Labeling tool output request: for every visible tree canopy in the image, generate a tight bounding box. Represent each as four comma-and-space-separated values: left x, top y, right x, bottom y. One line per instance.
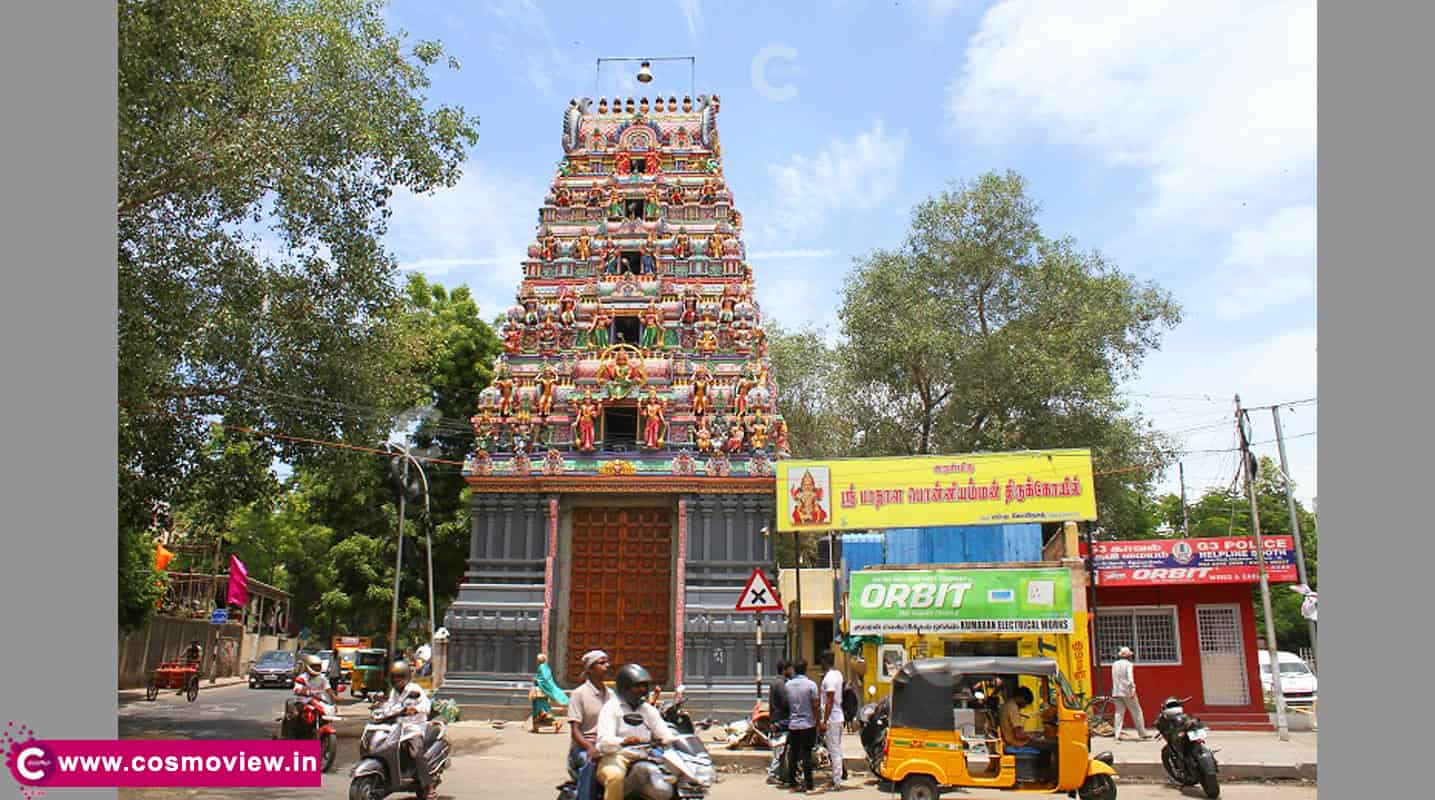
118, 0, 480, 632
772, 170, 1183, 530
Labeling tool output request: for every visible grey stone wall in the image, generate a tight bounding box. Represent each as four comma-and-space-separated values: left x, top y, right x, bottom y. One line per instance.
444, 492, 552, 680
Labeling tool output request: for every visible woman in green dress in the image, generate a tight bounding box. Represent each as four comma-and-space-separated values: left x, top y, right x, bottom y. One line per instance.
530, 653, 569, 732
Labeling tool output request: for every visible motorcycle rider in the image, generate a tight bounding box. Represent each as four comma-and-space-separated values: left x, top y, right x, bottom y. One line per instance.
595, 663, 676, 800
383, 659, 436, 800
567, 650, 613, 800
287, 654, 335, 736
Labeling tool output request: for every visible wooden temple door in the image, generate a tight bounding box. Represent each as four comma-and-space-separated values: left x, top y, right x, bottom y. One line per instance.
566, 507, 673, 685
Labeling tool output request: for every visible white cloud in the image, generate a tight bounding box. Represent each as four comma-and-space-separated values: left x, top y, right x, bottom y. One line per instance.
1225, 205, 1317, 267
1201, 204, 1317, 319
761, 119, 907, 243
675, 0, 702, 45
482, 0, 564, 93
386, 161, 543, 314
920, 0, 966, 23
950, 0, 1316, 226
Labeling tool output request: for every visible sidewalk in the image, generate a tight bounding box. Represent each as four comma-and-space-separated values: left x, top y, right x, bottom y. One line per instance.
706, 729, 1317, 782
118, 675, 250, 701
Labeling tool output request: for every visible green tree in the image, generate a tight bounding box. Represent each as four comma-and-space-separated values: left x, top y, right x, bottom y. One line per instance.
766, 322, 851, 459
118, 0, 479, 631
837, 171, 1182, 527
1162, 456, 1318, 648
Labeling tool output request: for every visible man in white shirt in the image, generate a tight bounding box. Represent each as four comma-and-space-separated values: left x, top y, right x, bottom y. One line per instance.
595, 663, 675, 800
818, 650, 845, 790
384, 660, 437, 798
1110, 647, 1150, 741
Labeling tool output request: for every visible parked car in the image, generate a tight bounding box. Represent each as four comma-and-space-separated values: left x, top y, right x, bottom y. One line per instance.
249, 650, 299, 689
1258, 650, 1317, 705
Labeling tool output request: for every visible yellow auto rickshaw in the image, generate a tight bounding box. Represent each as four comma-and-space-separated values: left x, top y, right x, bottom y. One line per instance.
877, 657, 1117, 800
348, 648, 389, 699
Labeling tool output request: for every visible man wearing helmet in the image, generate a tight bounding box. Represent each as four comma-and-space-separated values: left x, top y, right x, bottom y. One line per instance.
280, 654, 334, 738
385, 660, 436, 799
595, 663, 676, 800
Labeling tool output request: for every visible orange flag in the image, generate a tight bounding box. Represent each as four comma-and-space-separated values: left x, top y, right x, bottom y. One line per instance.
155, 542, 174, 571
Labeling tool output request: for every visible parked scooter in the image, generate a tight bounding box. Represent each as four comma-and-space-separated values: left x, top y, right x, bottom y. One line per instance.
857, 692, 890, 774
276, 693, 341, 773
1155, 696, 1221, 799
555, 714, 715, 800
349, 697, 451, 800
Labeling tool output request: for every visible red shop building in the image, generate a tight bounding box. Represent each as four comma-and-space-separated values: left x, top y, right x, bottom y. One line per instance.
1084, 535, 1299, 731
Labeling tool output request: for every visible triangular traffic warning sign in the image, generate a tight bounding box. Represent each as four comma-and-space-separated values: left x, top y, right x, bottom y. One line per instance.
735, 567, 783, 612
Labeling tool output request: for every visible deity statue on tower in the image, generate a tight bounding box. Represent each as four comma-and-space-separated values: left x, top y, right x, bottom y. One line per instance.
607, 185, 624, 220
673, 227, 691, 259
595, 346, 647, 399
502, 323, 523, 356
558, 288, 578, 330
640, 389, 667, 449
586, 300, 613, 350
575, 230, 592, 261
535, 360, 559, 417
537, 310, 560, 356
689, 360, 712, 417
644, 185, 661, 221
694, 415, 715, 454
640, 233, 658, 275
639, 300, 664, 352
493, 356, 516, 417
570, 390, 602, 452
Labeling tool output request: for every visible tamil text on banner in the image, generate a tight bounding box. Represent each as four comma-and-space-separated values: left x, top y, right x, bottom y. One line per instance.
848, 568, 1073, 635
775, 450, 1097, 533
1092, 535, 1298, 586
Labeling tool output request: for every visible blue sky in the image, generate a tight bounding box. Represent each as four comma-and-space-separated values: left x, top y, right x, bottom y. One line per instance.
375, 0, 1317, 507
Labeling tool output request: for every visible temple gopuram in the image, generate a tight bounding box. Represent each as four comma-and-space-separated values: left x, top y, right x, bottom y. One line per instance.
440, 93, 788, 717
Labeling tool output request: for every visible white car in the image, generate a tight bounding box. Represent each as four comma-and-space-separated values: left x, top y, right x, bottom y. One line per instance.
1258, 650, 1317, 706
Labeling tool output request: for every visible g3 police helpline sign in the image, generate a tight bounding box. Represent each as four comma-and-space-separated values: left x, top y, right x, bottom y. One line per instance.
1092, 535, 1298, 586
848, 568, 1073, 635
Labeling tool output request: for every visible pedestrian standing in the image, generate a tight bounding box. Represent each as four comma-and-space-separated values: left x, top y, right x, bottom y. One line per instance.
1111, 646, 1151, 741
783, 659, 821, 794
818, 650, 845, 790
766, 660, 794, 786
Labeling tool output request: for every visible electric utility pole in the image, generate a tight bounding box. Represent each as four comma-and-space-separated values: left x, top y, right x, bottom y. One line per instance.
1236, 395, 1289, 740
1179, 461, 1191, 536
1272, 406, 1317, 666
388, 456, 407, 664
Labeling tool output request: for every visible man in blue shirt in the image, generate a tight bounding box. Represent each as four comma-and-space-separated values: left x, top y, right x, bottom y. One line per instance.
782, 659, 822, 793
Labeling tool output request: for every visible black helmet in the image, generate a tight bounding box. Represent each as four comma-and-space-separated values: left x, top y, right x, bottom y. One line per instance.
615, 663, 653, 708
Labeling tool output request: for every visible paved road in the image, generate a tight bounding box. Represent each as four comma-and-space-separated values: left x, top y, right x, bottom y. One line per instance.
118, 689, 1317, 799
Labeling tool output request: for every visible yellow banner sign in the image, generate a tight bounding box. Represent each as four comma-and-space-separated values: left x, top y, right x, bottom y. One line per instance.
775, 450, 1097, 532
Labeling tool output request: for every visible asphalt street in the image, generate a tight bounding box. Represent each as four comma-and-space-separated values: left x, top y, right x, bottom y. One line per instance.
118, 685, 1318, 799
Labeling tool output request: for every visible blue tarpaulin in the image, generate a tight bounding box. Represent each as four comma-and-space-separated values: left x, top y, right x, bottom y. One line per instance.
839, 524, 1043, 578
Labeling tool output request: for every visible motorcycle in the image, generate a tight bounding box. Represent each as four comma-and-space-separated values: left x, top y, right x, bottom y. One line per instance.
276, 692, 340, 773
660, 692, 695, 736
1155, 695, 1221, 799
349, 697, 452, 800
857, 694, 890, 774
556, 713, 716, 800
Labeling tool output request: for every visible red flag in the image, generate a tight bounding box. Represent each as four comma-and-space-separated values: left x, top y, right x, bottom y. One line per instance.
226, 555, 249, 607
155, 542, 175, 572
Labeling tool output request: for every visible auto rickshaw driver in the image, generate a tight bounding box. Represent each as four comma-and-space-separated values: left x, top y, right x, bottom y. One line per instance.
1000, 686, 1057, 782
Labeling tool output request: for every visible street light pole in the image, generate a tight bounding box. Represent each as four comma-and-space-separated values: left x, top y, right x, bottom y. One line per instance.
384, 442, 433, 662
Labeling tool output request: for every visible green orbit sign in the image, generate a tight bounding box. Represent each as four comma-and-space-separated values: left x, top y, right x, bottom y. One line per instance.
848, 568, 1073, 635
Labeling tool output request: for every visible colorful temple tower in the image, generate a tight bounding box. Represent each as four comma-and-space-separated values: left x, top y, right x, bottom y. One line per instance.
442, 94, 789, 716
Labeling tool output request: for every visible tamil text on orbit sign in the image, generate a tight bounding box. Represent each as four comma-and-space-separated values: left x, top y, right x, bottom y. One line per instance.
775, 449, 1097, 532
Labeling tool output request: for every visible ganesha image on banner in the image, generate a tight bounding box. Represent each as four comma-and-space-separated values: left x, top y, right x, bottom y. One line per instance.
789, 467, 831, 527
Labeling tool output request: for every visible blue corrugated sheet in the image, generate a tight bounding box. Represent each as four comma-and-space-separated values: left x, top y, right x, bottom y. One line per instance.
840, 524, 1043, 578
840, 533, 886, 574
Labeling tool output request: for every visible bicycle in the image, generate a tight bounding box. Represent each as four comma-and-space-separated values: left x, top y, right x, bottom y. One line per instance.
1083, 695, 1117, 738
